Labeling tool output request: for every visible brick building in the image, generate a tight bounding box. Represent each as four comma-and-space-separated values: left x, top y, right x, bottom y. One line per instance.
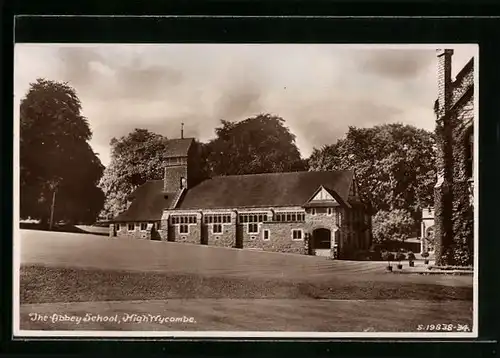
109, 137, 372, 258
427, 49, 474, 264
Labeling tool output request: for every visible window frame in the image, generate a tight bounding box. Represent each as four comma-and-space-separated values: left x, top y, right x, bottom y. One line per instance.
127, 223, 135, 231
171, 215, 197, 225
140, 222, 148, 231
179, 224, 189, 234
248, 223, 259, 234
263, 229, 270, 241
212, 223, 223, 234
238, 212, 267, 224
291, 229, 303, 240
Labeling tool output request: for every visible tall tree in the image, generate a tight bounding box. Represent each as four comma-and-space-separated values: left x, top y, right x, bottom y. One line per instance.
205, 114, 307, 176
309, 123, 436, 221
99, 129, 170, 218
20, 78, 104, 225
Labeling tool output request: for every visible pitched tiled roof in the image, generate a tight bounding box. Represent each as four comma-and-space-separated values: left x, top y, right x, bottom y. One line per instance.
113, 180, 175, 222
165, 138, 194, 158
178, 170, 354, 210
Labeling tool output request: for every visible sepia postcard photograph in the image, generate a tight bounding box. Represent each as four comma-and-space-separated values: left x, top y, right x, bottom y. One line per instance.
13, 42, 478, 338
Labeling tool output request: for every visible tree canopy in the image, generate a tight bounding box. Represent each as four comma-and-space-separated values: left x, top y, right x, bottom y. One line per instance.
99, 129, 171, 218
308, 123, 436, 218
204, 114, 308, 176
372, 209, 416, 244
20, 78, 105, 224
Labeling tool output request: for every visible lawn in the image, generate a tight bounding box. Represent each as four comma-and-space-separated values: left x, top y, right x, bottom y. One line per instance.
17, 229, 474, 333
21, 299, 473, 332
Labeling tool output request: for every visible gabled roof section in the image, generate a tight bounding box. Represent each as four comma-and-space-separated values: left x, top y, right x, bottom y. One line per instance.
177, 170, 354, 210
303, 185, 348, 208
165, 138, 194, 158
112, 180, 176, 222
454, 57, 473, 84
310, 186, 335, 201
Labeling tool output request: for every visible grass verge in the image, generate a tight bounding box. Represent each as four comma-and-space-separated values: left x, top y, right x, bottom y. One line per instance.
21, 265, 473, 304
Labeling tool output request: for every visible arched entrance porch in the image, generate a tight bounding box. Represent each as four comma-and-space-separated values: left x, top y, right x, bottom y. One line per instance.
310, 228, 331, 257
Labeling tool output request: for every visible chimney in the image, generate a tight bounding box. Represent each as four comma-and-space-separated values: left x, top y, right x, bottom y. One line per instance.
434, 49, 455, 266
436, 49, 454, 118
181, 122, 184, 139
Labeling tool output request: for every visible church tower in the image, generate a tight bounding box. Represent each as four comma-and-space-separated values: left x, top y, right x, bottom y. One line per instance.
163, 123, 204, 196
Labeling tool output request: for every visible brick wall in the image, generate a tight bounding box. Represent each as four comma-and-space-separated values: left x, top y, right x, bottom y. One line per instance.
436, 49, 454, 116
434, 49, 456, 265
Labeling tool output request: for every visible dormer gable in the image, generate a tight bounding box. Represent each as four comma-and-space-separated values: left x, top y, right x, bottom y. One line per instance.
311, 186, 336, 202
303, 185, 350, 208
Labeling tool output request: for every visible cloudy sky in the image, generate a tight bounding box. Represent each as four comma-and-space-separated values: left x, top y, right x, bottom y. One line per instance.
14, 44, 477, 167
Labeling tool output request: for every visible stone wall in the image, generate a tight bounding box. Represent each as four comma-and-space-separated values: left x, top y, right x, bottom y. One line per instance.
205, 211, 237, 247
237, 208, 275, 249
261, 222, 307, 254
164, 211, 202, 244
114, 223, 150, 239
113, 205, 371, 258
164, 165, 188, 193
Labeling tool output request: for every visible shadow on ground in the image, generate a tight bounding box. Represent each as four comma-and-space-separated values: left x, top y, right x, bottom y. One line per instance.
20, 223, 108, 236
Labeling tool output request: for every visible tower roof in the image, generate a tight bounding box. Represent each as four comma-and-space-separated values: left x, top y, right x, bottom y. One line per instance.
164, 138, 194, 158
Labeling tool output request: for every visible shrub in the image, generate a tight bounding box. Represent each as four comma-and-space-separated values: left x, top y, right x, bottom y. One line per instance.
396, 252, 406, 262
407, 251, 416, 261
421, 251, 429, 258
372, 209, 416, 244
381, 251, 395, 265
353, 250, 369, 261
353, 250, 383, 261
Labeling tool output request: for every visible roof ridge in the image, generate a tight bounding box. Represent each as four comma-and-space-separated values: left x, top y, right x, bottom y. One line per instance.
209, 169, 353, 180
167, 137, 195, 141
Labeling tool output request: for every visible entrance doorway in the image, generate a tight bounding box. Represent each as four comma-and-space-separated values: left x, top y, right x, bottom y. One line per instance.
311, 228, 331, 257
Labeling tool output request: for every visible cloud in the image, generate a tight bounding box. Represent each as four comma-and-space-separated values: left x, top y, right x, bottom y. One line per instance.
282, 98, 404, 155
57, 47, 184, 101
15, 44, 477, 167
356, 49, 435, 79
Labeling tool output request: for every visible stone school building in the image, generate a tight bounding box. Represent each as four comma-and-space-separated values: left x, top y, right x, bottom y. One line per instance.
110, 138, 372, 258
